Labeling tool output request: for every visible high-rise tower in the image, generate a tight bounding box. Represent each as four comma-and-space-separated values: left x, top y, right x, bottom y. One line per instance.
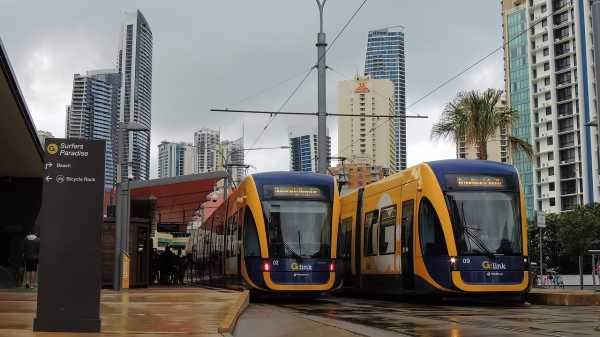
502, 0, 535, 218
117, 10, 153, 181
217, 137, 245, 186
503, 0, 599, 214
66, 69, 120, 188
157, 141, 195, 178
194, 128, 220, 173
365, 26, 406, 171
337, 75, 397, 172
289, 127, 331, 172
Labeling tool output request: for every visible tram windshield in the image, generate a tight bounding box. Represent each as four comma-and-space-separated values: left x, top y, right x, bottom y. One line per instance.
263, 200, 332, 259
446, 191, 522, 256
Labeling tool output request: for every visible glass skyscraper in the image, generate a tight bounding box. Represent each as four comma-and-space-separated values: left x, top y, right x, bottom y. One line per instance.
289, 127, 330, 172
66, 70, 120, 189
364, 26, 405, 171
502, 0, 600, 215
117, 10, 153, 181
504, 5, 534, 219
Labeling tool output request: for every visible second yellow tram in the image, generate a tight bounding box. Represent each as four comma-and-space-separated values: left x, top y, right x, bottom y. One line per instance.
336, 160, 530, 297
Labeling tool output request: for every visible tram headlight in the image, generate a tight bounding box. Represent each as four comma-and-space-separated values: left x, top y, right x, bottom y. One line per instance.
329, 261, 336, 272
523, 257, 529, 270
449, 257, 458, 271
262, 261, 271, 272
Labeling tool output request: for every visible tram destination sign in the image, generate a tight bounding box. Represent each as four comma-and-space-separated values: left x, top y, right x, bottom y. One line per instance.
444, 174, 509, 190
34, 138, 105, 333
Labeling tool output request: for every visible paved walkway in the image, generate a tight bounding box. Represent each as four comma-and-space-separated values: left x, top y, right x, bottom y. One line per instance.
529, 288, 600, 305
0, 287, 245, 336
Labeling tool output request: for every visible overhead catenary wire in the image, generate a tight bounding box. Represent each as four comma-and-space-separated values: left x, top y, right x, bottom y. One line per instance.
227, 69, 315, 109
250, 0, 369, 147
328, 5, 564, 168
406, 4, 564, 109
250, 67, 315, 147
211, 108, 427, 118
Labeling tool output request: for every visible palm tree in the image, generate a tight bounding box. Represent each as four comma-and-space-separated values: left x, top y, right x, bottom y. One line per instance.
431, 88, 534, 160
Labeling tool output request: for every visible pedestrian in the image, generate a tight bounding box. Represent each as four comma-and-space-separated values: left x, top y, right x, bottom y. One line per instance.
176, 249, 186, 285
158, 246, 170, 285
160, 246, 176, 285
150, 248, 159, 285
22, 232, 40, 289
595, 260, 600, 285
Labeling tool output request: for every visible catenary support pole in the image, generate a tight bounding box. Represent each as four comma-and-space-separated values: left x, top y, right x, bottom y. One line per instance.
539, 227, 543, 287
316, 0, 328, 174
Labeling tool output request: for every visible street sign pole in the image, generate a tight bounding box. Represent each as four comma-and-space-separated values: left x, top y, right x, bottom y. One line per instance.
537, 211, 546, 287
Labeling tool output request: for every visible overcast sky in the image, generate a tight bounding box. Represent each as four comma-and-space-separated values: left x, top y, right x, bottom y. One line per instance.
0, 0, 504, 177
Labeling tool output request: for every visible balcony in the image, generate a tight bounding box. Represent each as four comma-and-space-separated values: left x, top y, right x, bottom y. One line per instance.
552, 0, 573, 13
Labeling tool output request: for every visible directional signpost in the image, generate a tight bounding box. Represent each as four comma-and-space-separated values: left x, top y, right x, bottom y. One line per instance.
34, 138, 105, 332
537, 211, 546, 286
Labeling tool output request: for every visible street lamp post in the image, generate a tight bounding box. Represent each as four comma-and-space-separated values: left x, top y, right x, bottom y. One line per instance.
113, 121, 149, 291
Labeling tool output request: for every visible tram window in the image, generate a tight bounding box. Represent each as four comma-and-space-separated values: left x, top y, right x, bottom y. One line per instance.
418, 198, 448, 256
364, 210, 379, 256
379, 206, 396, 255
401, 200, 414, 251
339, 217, 353, 258
243, 208, 260, 257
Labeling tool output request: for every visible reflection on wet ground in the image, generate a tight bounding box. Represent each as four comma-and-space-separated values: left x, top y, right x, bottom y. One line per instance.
275, 296, 600, 337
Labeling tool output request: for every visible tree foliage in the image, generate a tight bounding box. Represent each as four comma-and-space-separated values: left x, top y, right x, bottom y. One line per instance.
557, 204, 600, 256
530, 204, 600, 271
431, 88, 534, 160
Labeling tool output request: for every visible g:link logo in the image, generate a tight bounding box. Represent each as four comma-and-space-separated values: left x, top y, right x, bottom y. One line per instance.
482, 261, 507, 270
290, 263, 313, 271
47, 143, 59, 155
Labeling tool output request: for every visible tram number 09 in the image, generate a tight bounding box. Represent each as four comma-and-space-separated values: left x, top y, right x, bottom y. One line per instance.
462, 258, 471, 264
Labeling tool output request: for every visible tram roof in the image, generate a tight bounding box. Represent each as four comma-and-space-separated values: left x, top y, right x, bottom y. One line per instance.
251, 171, 334, 186
426, 159, 518, 177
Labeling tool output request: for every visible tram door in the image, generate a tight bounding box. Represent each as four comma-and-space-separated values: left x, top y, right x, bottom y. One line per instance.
400, 181, 417, 290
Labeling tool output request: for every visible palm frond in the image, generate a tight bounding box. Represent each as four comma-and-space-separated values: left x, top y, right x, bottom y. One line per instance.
509, 136, 535, 160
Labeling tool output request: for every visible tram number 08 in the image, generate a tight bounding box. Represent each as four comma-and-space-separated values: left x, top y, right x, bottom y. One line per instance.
462, 258, 471, 264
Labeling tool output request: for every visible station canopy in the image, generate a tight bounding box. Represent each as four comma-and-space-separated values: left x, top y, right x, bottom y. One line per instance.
130, 171, 226, 227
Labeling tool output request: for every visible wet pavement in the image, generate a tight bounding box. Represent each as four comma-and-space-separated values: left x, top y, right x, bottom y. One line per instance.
0, 287, 244, 337
237, 296, 600, 337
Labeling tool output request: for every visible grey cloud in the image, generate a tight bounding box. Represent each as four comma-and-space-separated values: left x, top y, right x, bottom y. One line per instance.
0, 0, 504, 175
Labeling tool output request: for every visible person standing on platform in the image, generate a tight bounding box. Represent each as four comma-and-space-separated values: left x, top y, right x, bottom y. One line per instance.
22, 232, 40, 288
176, 249, 185, 285
150, 248, 159, 285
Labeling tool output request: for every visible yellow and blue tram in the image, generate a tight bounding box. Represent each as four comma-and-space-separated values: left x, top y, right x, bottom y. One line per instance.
191, 172, 340, 294
337, 160, 529, 296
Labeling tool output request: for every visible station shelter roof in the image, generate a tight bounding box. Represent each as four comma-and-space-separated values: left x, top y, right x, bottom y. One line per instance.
129, 171, 226, 226
0, 38, 44, 178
